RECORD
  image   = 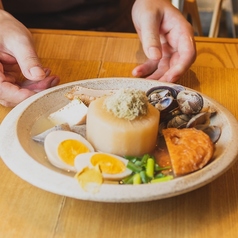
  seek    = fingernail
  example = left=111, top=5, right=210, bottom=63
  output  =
left=132, top=70, right=142, bottom=77
left=50, top=77, right=60, bottom=87
left=148, top=47, right=161, bottom=60
left=43, top=68, right=51, bottom=77
left=30, top=66, right=45, bottom=78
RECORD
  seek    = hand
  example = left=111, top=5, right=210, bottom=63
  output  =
left=0, top=10, right=59, bottom=107
left=131, top=0, right=196, bottom=82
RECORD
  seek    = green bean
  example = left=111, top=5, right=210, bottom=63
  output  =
left=127, top=161, right=142, bottom=173
left=121, top=153, right=174, bottom=185
left=133, top=173, right=142, bottom=184
left=151, top=175, right=173, bottom=183
left=141, top=154, right=150, bottom=165
left=154, top=163, right=171, bottom=171
left=124, top=155, right=138, bottom=161
left=135, top=160, right=142, bottom=167
left=140, top=171, right=150, bottom=184
left=146, top=158, right=155, bottom=178
left=120, top=173, right=134, bottom=184
left=154, top=173, right=166, bottom=179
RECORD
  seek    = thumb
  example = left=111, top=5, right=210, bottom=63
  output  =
left=17, top=52, right=46, bottom=81
left=139, top=13, right=163, bottom=61
left=0, top=11, right=46, bottom=81
left=10, top=38, right=46, bottom=81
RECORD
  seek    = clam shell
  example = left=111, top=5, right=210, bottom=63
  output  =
left=186, top=112, right=211, bottom=128
left=167, top=114, right=191, bottom=128
left=202, top=126, right=222, bottom=144
left=146, top=86, right=179, bottom=100
left=146, top=86, right=179, bottom=114
left=177, top=90, right=203, bottom=114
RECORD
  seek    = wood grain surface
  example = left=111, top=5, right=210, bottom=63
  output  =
left=1, top=29, right=238, bottom=238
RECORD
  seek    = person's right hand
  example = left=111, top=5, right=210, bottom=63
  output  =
left=0, top=10, right=59, bottom=107
left=131, top=0, right=196, bottom=82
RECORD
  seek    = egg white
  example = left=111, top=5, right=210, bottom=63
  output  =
left=74, top=152, right=132, bottom=180
left=44, top=130, right=94, bottom=172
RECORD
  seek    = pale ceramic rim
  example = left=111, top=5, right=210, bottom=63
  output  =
left=1, top=77, right=238, bottom=203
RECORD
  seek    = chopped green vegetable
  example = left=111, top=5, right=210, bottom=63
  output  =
left=120, top=173, right=134, bottom=184
left=146, top=158, right=154, bottom=178
left=140, top=171, right=149, bottom=184
left=154, top=173, right=167, bottom=179
left=133, top=173, right=142, bottom=184
left=155, top=163, right=171, bottom=171
left=151, top=175, right=173, bottom=183
left=124, top=155, right=139, bottom=161
left=127, top=161, right=143, bottom=173
left=121, top=153, right=173, bottom=185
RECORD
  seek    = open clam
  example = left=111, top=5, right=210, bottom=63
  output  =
left=186, top=112, right=211, bottom=128
left=167, top=114, right=191, bottom=128
left=146, top=86, right=180, bottom=99
left=146, top=86, right=182, bottom=119
left=202, top=126, right=221, bottom=143
left=146, top=85, right=221, bottom=144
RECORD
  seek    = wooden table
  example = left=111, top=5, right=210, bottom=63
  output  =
left=1, top=29, right=238, bottom=237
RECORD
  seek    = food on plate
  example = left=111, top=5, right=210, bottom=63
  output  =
left=74, top=164, right=103, bottom=193
left=162, top=127, right=214, bottom=176
left=146, top=86, right=221, bottom=143
left=86, top=89, right=160, bottom=157
left=176, top=90, right=204, bottom=114
left=120, top=154, right=173, bottom=185
left=65, top=85, right=116, bottom=106
left=48, top=99, right=88, bottom=127
left=30, top=84, right=222, bottom=190
left=44, top=130, right=94, bottom=172
left=32, top=123, right=71, bottom=143
left=32, top=124, right=87, bottom=143
left=74, top=152, right=132, bottom=180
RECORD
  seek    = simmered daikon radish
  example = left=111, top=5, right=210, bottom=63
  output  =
left=86, top=89, right=160, bottom=157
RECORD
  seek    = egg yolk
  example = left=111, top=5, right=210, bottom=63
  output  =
left=90, top=153, right=125, bottom=174
left=58, top=139, right=90, bottom=165
left=74, top=164, right=103, bottom=193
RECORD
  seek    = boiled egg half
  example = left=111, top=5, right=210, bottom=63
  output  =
left=74, top=152, right=132, bottom=180
left=44, top=130, right=94, bottom=172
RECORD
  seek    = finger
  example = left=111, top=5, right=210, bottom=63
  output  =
left=132, top=51, right=172, bottom=79
left=21, top=75, right=60, bottom=92
left=5, top=23, right=46, bottom=81
left=0, top=74, right=59, bottom=107
left=132, top=59, right=159, bottom=78
left=12, top=46, right=46, bottom=81
left=146, top=58, right=170, bottom=80
left=0, top=81, right=36, bottom=107
left=160, top=35, right=196, bottom=82
left=138, top=11, right=163, bottom=61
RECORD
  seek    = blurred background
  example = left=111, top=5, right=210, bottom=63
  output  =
left=182, top=0, right=238, bottom=38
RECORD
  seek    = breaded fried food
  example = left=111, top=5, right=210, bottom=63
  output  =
left=163, top=128, right=214, bottom=176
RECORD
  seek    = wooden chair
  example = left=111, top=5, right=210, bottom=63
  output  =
left=172, top=0, right=228, bottom=37
left=182, top=0, right=203, bottom=36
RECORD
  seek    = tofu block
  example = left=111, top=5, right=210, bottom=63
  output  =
left=48, top=99, right=88, bottom=127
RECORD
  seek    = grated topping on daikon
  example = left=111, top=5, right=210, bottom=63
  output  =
left=104, top=89, right=148, bottom=120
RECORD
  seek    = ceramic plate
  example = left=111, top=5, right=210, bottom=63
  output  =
left=1, top=78, right=238, bottom=203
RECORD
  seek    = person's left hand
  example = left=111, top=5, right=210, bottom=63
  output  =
left=131, top=0, right=196, bottom=82
left=0, top=10, right=59, bottom=107
left=0, top=51, right=59, bottom=107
